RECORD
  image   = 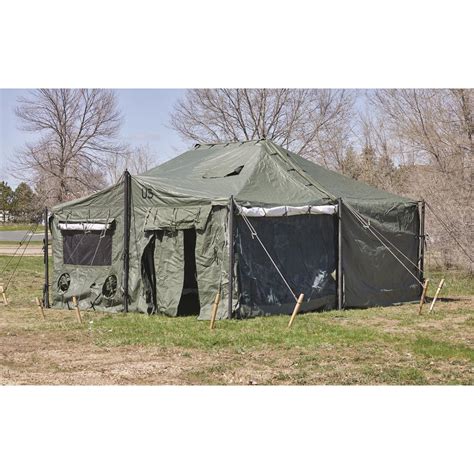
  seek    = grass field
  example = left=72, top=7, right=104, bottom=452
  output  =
left=0, top=223, right=44, bottom=232
left=0, top=256, right=472, bottom=385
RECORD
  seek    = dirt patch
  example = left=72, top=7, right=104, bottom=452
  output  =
left=1, top=328, right=472, bottom=385
left=0, top=330, right=214, bottom=385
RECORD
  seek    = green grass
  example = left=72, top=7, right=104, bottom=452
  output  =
left=0, top=255, right=47, bottom=274
left=361, top=366, right=428, bottom=384
left=88, top=309, right=473, bottom=365
left=425, top=269, right=473, bottom=297
left=0, top=256, right=49, bottom=305
left=412, top=337, right=474, bottom=361
left=91, top=311, right=384, bottom=349
left=0, top=223, right=45, bottom=232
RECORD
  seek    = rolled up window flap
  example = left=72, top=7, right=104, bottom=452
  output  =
left=239, top=204, right=337, bottom=217
left=309, top=205, right=338, bottom=215
left=58, top=219, right=114, bottom=231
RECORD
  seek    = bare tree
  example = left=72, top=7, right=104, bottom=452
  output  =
left=369, top=89, right=473, bottom=269
left=170, top=89, right=356, bottom=168
left=341, top=109, right=400, bottom=191
left=370, top=89, right=472, bottom=177
left=107, top=144, right=158, bottom=183
left=15, top=89, right=124, bottom=205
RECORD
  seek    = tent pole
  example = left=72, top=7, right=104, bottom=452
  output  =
left=43, top=207, right=50, bottom=308
left=337, top=198, right=343, bottom=310
left=123, top=170, right=131, bottom=313
left=228, top=195, right=235, bottom=319
left=419, top=200, right=426, bottom=286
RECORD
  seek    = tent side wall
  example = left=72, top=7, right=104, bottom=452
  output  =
left=341, top=201, right=421, bottom=308
left=50, top=178, right=156, bottom=314
left=50, top=181, right=128, bottom=312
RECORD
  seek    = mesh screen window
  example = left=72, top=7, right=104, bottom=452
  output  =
left=62, top=231, right=112, bottom=266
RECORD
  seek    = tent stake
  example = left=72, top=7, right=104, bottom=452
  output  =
left=72, top=296, right=83, bottom=323
left=210, top=291, right=221, bottom=330
left=429, top=278, right=445, bottom=314
left=0, top=285, right=8, bottom=305
left=288, top=293, right=304, bottom=328
left=418, top=278, right=430, bottom=315
left=35, top=296, right=46, bottom=320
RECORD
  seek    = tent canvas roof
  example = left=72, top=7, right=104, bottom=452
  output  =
left=136, top=139, right=415, bottom=207
left=54, top=139, right=416, bottom=212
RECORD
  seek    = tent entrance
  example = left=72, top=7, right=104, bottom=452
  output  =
left=177, top=228, right=200, bottom=315
left=141, top=234, right=156, bottom=314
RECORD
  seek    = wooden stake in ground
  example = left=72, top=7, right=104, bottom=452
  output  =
left=288, top=293, right=305, bottom=328
left=429, top=278, right=445, bottom=314
left=209, top=291, right=221, bottom=330
left=35, top=297, right=46, bottom=320
left=0, top=285, right=8, bottom=306
left=72, top=296, right=83, bottom=323
left=418, top=279, right=430, bottom=315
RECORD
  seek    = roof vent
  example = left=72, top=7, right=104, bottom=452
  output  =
left=203, top=165, right=244, bottom=179
left=224, top=165, right=244, bottom=177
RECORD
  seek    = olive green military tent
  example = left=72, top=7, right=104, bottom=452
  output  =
left=49, top=139, right=424, bottom=319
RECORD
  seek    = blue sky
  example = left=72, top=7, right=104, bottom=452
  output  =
left=0, top=89, right=189, bottom=186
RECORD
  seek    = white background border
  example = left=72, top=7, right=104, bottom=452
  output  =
left=0, top=1, right=472, bottom=472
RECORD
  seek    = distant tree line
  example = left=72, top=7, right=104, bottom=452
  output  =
left=0, top=181, right=40, bottom=223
